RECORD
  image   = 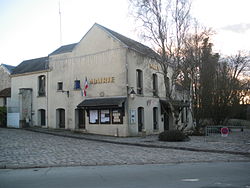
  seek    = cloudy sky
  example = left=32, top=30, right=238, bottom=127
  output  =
left=1, top=0, right=250, bottom=66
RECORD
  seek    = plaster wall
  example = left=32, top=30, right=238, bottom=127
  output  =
left=11, top=72, right=48, bottom=126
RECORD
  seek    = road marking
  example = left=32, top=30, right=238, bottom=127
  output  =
left=181, top=179, right=199, bottom=182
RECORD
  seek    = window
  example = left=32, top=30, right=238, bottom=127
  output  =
left=74, top=80, right=81, bottom=90
left=138, top=107, right=144, bottom=132
left=100, top=109, right=110, bottom=124
left=89, top=110, right=99, bottom=124
left=152, top=74, right=158, bottom=96
left=153, top=107, right=158, bottom=130
left=112, top=108, right=123, bottom=124
left=57, top=82, right=63, bottom=91
left=136, top=69, right=143, bottom=95
left=88, top=108, right=124, bottom=125
left=38, top=75, right=46, bottom=96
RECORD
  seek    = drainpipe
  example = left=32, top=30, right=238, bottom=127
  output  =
left=46, top=70, right=49, bottom=128
left=125, top=48, right=129, bottom=136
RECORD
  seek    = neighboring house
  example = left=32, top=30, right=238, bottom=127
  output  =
left=0, top=88, right=11, bottom=107
left=8, top=23, right=193, bottom=136
left=0, top=64, right=15, bottom=107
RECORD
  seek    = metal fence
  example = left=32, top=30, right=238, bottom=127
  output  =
left=205, top=125, right=247, bottom=143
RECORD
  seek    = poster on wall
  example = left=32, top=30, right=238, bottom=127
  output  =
left=112, top=109, right=121, bottom=124
left=90, top=110, right=98, bottom=123
left=130, top=109, right=136, bottom=124
left=100, top=110, right=110, bottom=124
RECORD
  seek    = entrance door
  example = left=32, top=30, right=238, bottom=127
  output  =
left=78, top=109, right=85, bottom=129
left=40, top=109, right=46, bottom=126
left=153, top=107, right=158, bottom=130
left=164, top=113, right=169, bottom=130
left=138, top=107, right=144, bottom=132
left=58, top=109, right=65, bottom=128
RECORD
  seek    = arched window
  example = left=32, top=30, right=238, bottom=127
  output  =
left=137, top=107, right=144, bottom=132
left=152, top=74, right=158, bottom=96
left=153, top=107, right=158, bottom=130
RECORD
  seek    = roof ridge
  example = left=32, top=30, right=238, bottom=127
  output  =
left=95, top=23, right=160, bottom=59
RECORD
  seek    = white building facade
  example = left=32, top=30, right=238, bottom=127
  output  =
left=8, top=23, right=193, bottom=136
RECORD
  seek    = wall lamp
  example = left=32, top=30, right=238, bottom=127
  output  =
left=128, top=87, right=136, bottom=99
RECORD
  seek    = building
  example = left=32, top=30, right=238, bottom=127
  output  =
left=0, top=64, right=15, bottom=107
left=8, top=23, right=193, bottom=136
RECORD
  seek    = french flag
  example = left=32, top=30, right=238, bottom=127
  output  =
left=83, top=77, right=88, bottom=96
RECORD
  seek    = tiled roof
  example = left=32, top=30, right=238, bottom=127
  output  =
left=96, top=24, right=160, bottom=59
left=0, top=88, right=11, bottom=97
left=49, top=43, right=78, bottom=56
left=12, top=57, right=49, bottom=75
left=1, top=64, right=15, bottom=74
left=49, top=24, right=160, bottom=59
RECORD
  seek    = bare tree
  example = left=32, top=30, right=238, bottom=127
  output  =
left=180, top=25, right=215, bottom=127
left=129, top=0, right=192, bottom=129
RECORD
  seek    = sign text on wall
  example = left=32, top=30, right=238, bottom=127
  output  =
left=89, top=77, right=115, bottom=84
left=149, top=64, right=159, bottom=71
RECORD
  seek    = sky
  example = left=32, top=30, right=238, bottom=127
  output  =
left=0, top=0, right=250, bottom=66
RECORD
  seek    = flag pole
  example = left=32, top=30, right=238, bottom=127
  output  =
left=59, top=1, right=62, bottom=45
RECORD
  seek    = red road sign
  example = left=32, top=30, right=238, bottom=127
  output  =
left=221, top=127, right=229, bottom=136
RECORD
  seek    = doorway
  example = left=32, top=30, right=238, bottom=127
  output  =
left=153, top=107, right=158, bottom=130
left=57, top=108, right=65, bottom=128
left=38, top=109, right=46, bottom=126
left=78, top=109, right=85, bottom=129
left=138, top=107, right=144, bottom=132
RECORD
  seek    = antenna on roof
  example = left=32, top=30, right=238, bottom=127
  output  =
left=59, top=1, right=62, bottom=45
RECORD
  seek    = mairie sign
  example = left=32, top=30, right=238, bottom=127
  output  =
left=89, top=77, right=115, bottom=84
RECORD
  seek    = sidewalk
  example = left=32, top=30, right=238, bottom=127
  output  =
left=26, top=127, right=250, bottom=156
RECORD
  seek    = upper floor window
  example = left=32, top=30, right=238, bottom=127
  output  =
left=136, top=69, right=143, bottom=95
left=152, top=74, right=158, bottom=96
left=38, top=75, right=46, bottom=96
left=74, top=80, right=81, bottom=90
left=57, top=82, right=63, bottom=91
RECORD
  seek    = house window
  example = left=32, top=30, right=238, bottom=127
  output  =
left=89, top=110, right=99, bottom=124
left=152, top=74, right=158, bottom=96
left=38, top=75, right=46, bottom=96
left=153, top=107, right=158, bottom=130
left=57, top=82, right=63, bottom=91
left=74, top=80, right=81, bottom=90
left=138, top=107, right=144, bottom=132
left=136, top=69, right=143, bottom=95
left=112, top=108, right=123, bottom=124
left=100, top=109, right=110, bottom=124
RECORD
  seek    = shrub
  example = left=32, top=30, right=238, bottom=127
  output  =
left=186, top=129, right=205, bottom=136
left=159, top=130, right=189, bottom=142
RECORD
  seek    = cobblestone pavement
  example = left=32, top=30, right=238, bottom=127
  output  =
left=0, top=128, right=250, bottom=169
left=26, top=127, right=250, bottom=155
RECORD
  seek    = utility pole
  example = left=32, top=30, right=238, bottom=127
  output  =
left=59, top=1, right=62, bottom=45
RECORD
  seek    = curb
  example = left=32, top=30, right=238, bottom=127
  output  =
left=24, top=128, right=250, bottom=157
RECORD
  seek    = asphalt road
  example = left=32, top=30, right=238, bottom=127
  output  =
left=1, top=162, right=250, bottom=188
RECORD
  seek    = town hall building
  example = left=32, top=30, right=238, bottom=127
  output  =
left=8, top=23, right=193, bottom=136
